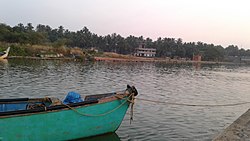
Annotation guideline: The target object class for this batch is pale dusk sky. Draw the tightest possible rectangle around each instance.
[0,0,250,49]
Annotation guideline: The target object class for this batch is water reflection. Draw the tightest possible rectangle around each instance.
[72,133,120,141]
[0,59,8,76]
[193,62,201,70]
[0,59,8,67]
[0,59,8,63]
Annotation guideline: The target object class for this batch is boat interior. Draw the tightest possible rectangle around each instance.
[0,92,117,116]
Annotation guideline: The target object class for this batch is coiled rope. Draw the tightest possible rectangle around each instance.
[136,98,250,107]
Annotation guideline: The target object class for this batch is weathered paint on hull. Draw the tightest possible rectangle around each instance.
[0,98,129,141]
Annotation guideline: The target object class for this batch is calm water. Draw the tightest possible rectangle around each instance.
[1,59,250,141]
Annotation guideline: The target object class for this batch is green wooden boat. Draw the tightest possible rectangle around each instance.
[0,85,138,141]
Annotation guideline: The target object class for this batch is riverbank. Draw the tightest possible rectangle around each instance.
[0,43,241,64]
[93,52,237,64]
[0,43,97,61]
[8,56,75,60]
[94,57,236,65]
[6,55,238,65]
[213,108,250,140]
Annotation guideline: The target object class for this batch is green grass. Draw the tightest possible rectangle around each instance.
[0,42,99,60]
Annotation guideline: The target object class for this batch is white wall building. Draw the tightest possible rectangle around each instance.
[134,44,156,57]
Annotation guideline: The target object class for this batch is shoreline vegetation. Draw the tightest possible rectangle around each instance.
[0,42,97,61]
[1,23,250,64]
[0,43,236,65]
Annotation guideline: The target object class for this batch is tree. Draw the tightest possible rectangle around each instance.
[58,26,64,38]
[225,45,239,56]
[25,23,34,32]
[1,22,250,60]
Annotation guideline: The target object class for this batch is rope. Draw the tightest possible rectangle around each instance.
[116,93,136,124]
[136,98,250,107]
[130,94,135,124]
[62,94,134,117]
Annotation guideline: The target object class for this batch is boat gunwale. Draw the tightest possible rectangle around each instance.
[0,93,130,118]
[0,98,29,103]
[0,99,98,118]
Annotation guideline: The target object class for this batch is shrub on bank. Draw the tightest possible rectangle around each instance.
[0,42,98,60]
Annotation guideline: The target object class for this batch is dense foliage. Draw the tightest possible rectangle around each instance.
[1,23,250,61]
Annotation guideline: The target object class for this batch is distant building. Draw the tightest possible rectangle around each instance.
[134,44,156,57]
[192,54,201,61]
[241,56,250,62]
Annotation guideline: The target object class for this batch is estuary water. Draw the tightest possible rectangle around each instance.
[1,59,250,141]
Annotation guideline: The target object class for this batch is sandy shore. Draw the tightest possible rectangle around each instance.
[6,55,239,65]
[94,56,236,64]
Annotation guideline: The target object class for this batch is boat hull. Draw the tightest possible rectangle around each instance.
[0,47,10,59]
[0,98,129,141]
[0,54,7,59]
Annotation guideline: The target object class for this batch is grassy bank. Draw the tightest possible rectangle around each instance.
[0,42,100,60]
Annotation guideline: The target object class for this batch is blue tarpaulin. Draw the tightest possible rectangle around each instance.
[63,91,83,104]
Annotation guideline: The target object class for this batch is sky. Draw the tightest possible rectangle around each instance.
[0,0,250,49]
